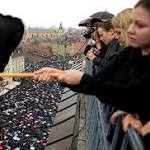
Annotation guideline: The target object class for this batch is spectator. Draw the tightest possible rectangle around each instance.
[0,14,24,72]
[85,20,121,74]
[109,8,133,124]
[112,8,132,47]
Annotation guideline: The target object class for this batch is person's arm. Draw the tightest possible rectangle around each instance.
[64,66,150,112]
[61,48,150,112]
[34,48,150,112]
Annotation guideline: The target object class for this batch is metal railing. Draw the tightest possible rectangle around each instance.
[84,59,145,150]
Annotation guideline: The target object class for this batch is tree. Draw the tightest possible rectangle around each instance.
[31,38,40,46]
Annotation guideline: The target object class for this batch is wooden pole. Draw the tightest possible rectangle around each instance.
[0,72,62,78]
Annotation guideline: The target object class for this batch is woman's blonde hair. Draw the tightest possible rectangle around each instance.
[112,8,132,31]
[112,8,132,47]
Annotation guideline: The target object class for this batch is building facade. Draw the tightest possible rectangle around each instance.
[24,25,65,43]
[2,48,25,86]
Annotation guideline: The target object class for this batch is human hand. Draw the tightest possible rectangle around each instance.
[33,67,62,82]
[86,50,96,60]
[57,70,84,85]
[110,110,127,125]
[122,114,142,132]
[140,121,150,136]
[93,48,100,56]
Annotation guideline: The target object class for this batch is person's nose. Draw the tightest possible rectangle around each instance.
[127,23,135,36]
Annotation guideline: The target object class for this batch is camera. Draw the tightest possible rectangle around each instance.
[83,27,95,39]
[83,31,92,39]
[83,45,98,55]
[91,47,98,55]
[83,45,92,55]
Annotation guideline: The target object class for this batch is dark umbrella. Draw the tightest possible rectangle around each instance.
[78,18,91,27]
[90,11,114,21]
[0,14,24,72]
[78,17,102,27]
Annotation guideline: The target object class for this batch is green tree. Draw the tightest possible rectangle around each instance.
[31,38,40,46]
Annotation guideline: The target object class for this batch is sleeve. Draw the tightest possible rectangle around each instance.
[61,49,124,94]
[143,134,150,150]
[92,57,102,66]
[60,48,150,112]
[62,69,150,112]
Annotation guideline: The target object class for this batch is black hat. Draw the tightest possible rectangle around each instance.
[78,17,102,27]
[0,14,24,72]
[90,11,114,21]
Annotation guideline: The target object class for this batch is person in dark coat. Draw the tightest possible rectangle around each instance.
[0,14,24,72]
[85,19,121,75]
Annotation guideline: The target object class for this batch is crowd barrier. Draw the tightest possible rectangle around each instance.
[84,59,145,150]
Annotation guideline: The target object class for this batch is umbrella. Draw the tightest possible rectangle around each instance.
[0,14,24,72]
[78,17,102,27]
[78,18,91,27]
[90,11,114,21]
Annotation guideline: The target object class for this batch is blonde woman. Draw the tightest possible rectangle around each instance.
[112,8,132,47]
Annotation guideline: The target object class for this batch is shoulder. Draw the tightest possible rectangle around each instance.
[118,46,138,57]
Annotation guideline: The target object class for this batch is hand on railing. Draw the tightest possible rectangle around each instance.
[122,114,150,137]
[140,121,150,136]
[122,114,143,133]
[110,110,128,125]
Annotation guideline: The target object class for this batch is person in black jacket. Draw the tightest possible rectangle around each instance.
[0,14,24,72]
[34,0,150,121]
[0,14,24,90]
[86,20,121,74]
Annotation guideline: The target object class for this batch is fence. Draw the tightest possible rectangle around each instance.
[84,59,145,150]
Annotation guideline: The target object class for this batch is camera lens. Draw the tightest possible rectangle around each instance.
[83,31,92,39]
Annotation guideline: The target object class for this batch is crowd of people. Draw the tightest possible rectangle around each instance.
[0,57,67,149]
[0,0,150,149]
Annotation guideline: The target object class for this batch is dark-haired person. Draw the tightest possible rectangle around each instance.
[34,0,150,134]
[86,20,121,74]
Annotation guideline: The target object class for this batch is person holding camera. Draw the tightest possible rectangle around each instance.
[82,20,105,74]
[85,20,121,74]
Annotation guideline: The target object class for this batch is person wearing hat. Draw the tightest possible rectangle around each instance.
[85,19,121,74]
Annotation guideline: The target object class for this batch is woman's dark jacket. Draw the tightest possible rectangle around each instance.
[92,38,121,74]
[63,47,150,121]
[93,38,121,67]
